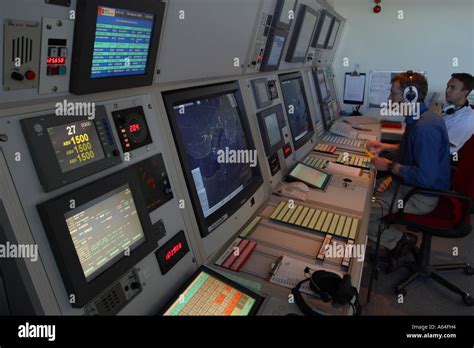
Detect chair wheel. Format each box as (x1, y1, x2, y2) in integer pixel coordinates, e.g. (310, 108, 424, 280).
(463, 266, 474, 275)
(462, 294, 474, 306)
(395, 287, 407, 296)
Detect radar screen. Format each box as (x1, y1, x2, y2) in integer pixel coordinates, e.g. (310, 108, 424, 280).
(112, 106, 152, 152)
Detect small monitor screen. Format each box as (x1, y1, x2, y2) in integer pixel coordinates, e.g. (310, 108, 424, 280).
(172, 93, 255, 218)
(317, 71, 329, 101)
(256, 81, 270, 105)
(264, 113, 282, 147)
(327, 20, 340, 48)
(47, 120, 105, 173)
(280, 78, 311, 143)
(278, 0, 297, 25)
(163, 269, 259, 316)
(64, 184, 146, 281)
(267, 35, 285, 66)
(316, 14, 332, 47)
(288, 163, 330, 190)
(293, 11, 318, 59)
(91, 6, 155, 78)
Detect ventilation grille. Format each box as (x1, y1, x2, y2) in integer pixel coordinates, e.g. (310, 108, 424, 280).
(100, 289, 121, 314)
(11, 36, 33, 64)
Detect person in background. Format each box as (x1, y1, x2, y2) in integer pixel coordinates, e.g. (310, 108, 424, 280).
(366, 72, 451, 270)
(429, 73, 474, 154)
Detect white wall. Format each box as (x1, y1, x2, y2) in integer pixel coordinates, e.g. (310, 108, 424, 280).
(332, 0, 474, 113)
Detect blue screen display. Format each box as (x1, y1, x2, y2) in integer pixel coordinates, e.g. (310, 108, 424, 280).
(91, 6, 154, 79)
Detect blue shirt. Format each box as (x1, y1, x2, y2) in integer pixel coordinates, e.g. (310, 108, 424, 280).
(397, 102, 451, 190)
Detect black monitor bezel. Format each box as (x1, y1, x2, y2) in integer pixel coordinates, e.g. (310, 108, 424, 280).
(159, 265, 264, 316)
(163, 81, 263, 238)
(20, 109, 122, 192)
(37, 168, 158, 308)
(260, 27, 288, 72)
(70, 0, 165, 95)
(285, 4, 319, 63)
(257, 104, 286, 157)
(312, 68, 333, 130)
(326, 17, 341, 50)
(286, 162, 332, 191)
(311, 10, 333, 49)
(272, 0, 297, 31)
(279, 72, 315, 151)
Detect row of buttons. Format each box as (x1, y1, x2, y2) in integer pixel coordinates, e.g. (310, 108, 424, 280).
(101, 119, 115, 145)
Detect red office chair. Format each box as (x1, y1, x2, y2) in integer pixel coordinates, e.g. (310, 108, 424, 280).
(370, 135, 474, 306)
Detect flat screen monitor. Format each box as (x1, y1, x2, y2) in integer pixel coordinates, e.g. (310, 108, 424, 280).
(257, 104, 285, 156)
(274, 0, 297, 29)
(161, 266, 263, 316)
(91, 7, 154, 78)
(37, 168, 157, 307)
(287, 162, 331, 190)
(163, 82, 263, 236)
(316, 70, 329, 101)
(70, 0, 165, 94)
(279, 73, 314, 150)
(285, 5, 319, 63)
(260, 29, 287, 72)
(326, 18, 341, 49)
(312, 10, 333, 49)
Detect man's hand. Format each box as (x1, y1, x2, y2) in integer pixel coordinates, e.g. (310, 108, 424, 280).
(371, 157, 392, 171)
(429, 101, 442, 115)
(366, 140, 385, 155)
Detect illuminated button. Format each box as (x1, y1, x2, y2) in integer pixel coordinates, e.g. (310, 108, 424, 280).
(25, 70, 36, 80)
(58, 66, 67, 75)
(47, 66, 59, 76)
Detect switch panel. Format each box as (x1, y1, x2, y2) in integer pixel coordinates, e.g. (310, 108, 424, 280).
(39, 17, 74, 94)
(247, 13, 272, 72)
(3, 19, 41, 91)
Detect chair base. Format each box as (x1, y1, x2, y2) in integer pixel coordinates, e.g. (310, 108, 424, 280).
(395, 263, 474, 306)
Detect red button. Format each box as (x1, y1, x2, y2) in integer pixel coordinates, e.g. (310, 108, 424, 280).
(25, 70, 36, 80)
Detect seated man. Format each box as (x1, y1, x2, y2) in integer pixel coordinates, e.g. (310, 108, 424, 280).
(429, 73, 474, 154)
(366, 72, 451, 269)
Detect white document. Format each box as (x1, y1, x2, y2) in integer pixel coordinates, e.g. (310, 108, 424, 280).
(326, 162, 362, 176)
(270, 256, 344, 295)
(369, 71, 393, 108)
(343, 74, 366, 104)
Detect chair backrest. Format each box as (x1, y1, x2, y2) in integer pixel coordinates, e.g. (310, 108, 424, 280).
(453, 135, 474, 201)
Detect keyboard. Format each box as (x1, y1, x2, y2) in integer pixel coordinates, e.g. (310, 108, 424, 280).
(330, 123, 358, 139)
(322, 135, 366, 148)
(335, 153, 371, 169)
(164, 272, 256, 316)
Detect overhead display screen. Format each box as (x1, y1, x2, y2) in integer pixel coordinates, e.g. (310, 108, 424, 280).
(316, 14, 333, 47)
(280, 76, 313, 148)
(293, 10, 318, 59)
(172, 94, 254, 219)
(64, 184, 146, 281)
(47, 120, 105, 173)
(278, 0, 297, 25)
(91, 6, 154, 78)
(327, 20, 340, 48)
(267, 35, 286, 67)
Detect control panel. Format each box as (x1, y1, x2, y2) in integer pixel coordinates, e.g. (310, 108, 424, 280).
(247, 13, 273, 72)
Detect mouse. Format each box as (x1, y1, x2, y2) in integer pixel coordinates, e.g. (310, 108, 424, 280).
(287, 182, 310, 192)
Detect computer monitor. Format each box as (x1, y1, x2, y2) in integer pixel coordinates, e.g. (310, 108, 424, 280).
(285, 5, 319, 63)
(163, 82, 263, 237)
(257, 105, 285, 156)
(316, 70, 329, 101)
(312, 69, 334, 130)
(326, 18, 341, 50)
(272, 0, 297, 30)
(70, 0, 165, 94)
(37, 168, 157, 307)
(260, 29, 288, 72)
(287, 162, 331, 190)
(279, 73, 314, 150)
(161, 266, 263, 316)
(311, 10, 333, 49)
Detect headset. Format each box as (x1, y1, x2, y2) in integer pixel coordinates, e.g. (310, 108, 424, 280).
(444, 100, 470, 115)
(291, 268, 361, 316)
(403, 70, 419, 103)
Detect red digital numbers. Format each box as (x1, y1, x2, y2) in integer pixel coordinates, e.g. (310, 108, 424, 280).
(46, 57, 66, 65)
(165, 243, 183, 261)
(129, 123, 141, 133)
